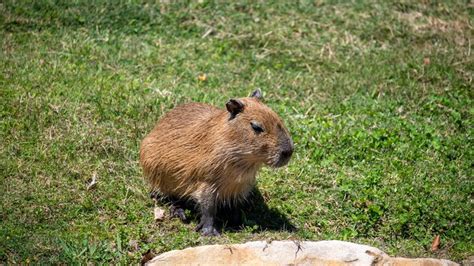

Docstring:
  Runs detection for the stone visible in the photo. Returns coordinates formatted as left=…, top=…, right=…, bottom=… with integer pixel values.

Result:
left=146, top=240, right=458, bottom=266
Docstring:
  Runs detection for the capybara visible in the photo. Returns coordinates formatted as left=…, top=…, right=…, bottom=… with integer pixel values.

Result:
left=140, top=90, right=293, bottom=236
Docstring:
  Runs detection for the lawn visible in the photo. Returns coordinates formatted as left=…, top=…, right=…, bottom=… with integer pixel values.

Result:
left=1, top=0, right=472, bottom=264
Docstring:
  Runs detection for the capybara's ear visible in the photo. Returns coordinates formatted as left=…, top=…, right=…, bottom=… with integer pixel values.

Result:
left=226, top=99, right=244, bottom=119
left=250, top=89, right=263, bottom=100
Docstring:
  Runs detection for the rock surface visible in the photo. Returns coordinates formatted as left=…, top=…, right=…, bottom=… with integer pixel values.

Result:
left=147, top=240, right=458, bottom=266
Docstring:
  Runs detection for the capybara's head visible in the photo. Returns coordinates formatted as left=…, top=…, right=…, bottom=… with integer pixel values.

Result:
left=224, top=90, right=294, bottom=168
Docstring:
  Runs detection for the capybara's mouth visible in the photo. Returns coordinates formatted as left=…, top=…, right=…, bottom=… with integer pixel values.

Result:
left=271, top=153, right=292, bottom=168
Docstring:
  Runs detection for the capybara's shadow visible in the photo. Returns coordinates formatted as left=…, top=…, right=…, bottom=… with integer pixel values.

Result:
left=216, top=188, right=296, bottom=232
left=152, top=187, right=296, bottom=233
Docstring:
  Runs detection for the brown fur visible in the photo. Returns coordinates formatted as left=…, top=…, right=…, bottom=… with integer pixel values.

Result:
left=139, top=92, right=293, bottom=234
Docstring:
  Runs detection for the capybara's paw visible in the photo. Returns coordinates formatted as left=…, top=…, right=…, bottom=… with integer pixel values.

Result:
left=195, top=222, right=220, bottom=236
left=200, top=225, right=220, bottom=236
left=170, top=206, right=186, bottom=222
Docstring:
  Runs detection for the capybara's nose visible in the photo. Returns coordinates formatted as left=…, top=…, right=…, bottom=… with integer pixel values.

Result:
left=280, top=148, right=293, bottom=160
left=277, top=139, right=294, bottom=166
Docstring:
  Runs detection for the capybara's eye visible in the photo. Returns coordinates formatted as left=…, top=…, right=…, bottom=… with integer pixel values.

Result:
left=250, top=122, right=264, bottom=134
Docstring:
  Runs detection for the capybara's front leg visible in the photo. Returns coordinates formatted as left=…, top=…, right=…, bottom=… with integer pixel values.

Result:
left=195, top=195, right=219, bottom=236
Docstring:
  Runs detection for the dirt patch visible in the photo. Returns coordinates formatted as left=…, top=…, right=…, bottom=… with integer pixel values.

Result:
left=397, top=11, right=471, bottom=46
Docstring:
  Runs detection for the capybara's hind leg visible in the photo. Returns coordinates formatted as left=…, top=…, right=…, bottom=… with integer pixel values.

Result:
left=167, top=195, right=188, bottom=222
left=149, top=190, right=162, bottom=201
left=150, top=192, right=187, bottom=222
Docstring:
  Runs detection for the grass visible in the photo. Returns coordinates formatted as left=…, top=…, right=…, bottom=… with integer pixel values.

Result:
left=1, top=0, right=472, bottom=264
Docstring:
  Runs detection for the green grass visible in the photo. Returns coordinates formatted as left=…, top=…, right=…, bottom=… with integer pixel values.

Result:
left=1, top=0, right=472, bottom=264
